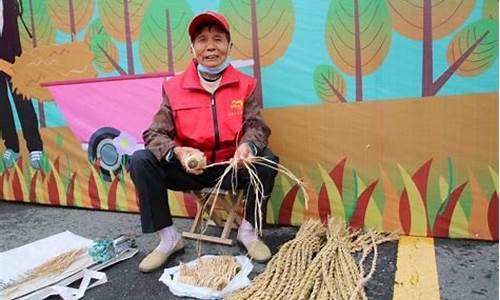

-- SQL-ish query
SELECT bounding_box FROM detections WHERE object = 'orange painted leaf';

[66,173,78,206]
[381,167,400,233]
[468,171,492,240]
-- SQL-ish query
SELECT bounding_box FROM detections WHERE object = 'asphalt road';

[0,201,497,299]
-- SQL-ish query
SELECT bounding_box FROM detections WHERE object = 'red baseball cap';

[188,11,231,41]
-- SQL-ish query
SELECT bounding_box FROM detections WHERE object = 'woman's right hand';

[174,146,206,175]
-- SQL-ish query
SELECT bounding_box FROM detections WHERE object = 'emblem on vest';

[229,99,243,116]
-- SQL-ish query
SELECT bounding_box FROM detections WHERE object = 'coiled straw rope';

[227,219,398,300]
[226,219,326,300]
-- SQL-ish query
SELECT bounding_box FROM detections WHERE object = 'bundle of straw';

[0,42,96,101]
[204,156,308,239]
[227,219,326,300]
[1,248,87,294]
[178,256,241,291]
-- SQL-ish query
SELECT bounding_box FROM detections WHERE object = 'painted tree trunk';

[250,0,263,107]
[123,0,135,74]
[422,0,433,97]
[354,0,363,101]
[68,0,76,41]
[28,0,37,48]
[165,8,174,73]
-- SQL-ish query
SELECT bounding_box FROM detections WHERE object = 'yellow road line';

[393,236,440,300]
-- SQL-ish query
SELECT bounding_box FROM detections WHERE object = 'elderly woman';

[129,11,279,273]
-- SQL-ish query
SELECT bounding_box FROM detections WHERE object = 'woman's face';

[191,24,231,68]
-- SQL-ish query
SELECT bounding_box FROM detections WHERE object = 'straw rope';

[227,219,326,300]
[227,219,398,300]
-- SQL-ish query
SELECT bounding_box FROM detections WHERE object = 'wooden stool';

[182,188,244,245]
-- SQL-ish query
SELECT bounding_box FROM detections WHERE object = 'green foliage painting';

[325,0,391,101]
[220,0,295,105]
[139,0,194,73]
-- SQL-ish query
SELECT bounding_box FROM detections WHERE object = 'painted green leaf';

[18,0,55,49]
[325,0,391,75]
[313,64,346,103]
[84,20,119,73]
[398,164,428,236]
[449,197,469,238]
[90,34,119,73]
[448,19,499,77]
[139,0,193,73]
[47,0,94,35]
[84,19,106,44]
[97,0,149,42]
[357,175,383,231]
[483,0,499,21]
[318,163,345,221]
[55,133,64,146]
[489,166,499,193]
[219,0,294,66]
[439,176,449,204]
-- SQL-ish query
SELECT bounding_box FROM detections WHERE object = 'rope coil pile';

[228,219,398,300]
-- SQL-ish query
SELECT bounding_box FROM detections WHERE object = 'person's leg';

[129,149,205,272]
[236,148,279,262]
[0,76,20,152]
[128,149,203,233]
[243,147,279,227]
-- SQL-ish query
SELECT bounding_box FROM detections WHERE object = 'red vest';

[163,61,256,163]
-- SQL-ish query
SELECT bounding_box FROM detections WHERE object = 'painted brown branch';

[431,31,489,96]
[165,8,174,73]
[320,74,347,103]
[353,0,363,101]
[97,44,127,75]
[68,0,76,41]
[123,0,135,74]
[422,0,433,96]
[28,0,37,47]
[250,0,263,107]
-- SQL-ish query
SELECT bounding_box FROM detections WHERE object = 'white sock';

[237,219,258,246]
[156,225,180,253]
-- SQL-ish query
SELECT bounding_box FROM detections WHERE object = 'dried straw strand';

[2,248,87,293]
[178,256,241,291]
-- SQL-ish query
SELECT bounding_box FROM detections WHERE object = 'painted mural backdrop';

[0,0,497,241]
